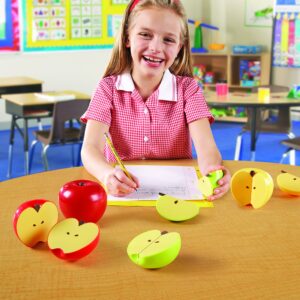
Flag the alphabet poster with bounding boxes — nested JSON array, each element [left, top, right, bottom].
[[22, 0, 129, 52], [0, 0, 19, 51]]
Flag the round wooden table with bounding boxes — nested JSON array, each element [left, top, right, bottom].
[[1, 160, 300, 300]]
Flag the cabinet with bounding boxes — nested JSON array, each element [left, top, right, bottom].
[[191, 52, 271, 90], [192, 52, 271, 122]]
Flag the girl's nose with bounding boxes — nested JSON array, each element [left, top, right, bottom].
[[149, 37, 162, 53]]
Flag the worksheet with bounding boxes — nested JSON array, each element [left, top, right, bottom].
[[108, 165, 203, 201]]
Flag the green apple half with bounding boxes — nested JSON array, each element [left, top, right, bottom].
[[156, 193, 200, 222], [48, 218, 100, 261], [127, 229, 181, 269], [198, 170, 224, 198]]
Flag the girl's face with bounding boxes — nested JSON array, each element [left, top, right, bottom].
[[127, 8, 182, 82]]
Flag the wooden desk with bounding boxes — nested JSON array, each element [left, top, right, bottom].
[[205, 91, 300, 161], [0, 77, 43, 95], [1, 91, 90, 177], [1, 160, 300, 300]]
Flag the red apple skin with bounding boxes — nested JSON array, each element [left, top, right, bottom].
[[50, 232, 100, 261], [13, 199, 49, 237], [59, 180, 107, 223]]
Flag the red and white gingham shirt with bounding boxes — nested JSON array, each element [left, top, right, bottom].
[[81, 69, 213, 162]]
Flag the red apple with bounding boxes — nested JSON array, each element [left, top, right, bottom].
[[48, 218, 100, 261], [13, 199, 58, 247], [59, 180, 107, 223]]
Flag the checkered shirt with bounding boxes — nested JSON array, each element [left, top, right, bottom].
[[81, 70, 213, 162]]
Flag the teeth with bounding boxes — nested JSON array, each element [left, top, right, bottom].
[[144, 56, 162, 63]]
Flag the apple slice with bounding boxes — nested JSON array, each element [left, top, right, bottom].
[[127, 229, 181, 269], [198, 170, 223, 198], [277, 171, 300, 196], [13, 199, 58, 247], [156, 193, 200, 221], [48, 218, 100, 261]]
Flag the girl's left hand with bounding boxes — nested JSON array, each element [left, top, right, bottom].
[[203, 165, 231, 201]]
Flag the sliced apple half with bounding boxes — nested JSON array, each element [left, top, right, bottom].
[[48, 218, 100, 261], [127, 229, 181, 269], [198, 170, 223, 198], [13, 199, 58, 247], [277, 171, 300, 196], [156, 193, 200, 221]]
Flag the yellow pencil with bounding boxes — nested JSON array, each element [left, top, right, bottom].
[[104, 132, 135, 182]]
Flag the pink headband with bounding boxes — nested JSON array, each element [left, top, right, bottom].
[[129, 0, 140, 12]]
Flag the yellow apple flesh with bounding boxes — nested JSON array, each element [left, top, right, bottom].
[[277, 172, 300, 196], [231, 168, 274, 209], [156, 193, 200, 221], [16, 202, 58, 247]]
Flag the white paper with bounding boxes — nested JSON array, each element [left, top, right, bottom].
[[108, 165, 203, 201]]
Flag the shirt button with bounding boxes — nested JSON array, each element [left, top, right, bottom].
[[144, 108, 148, 114], [144, 136, 149, 142]]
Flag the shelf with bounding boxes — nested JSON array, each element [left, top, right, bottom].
[[214, 116, 247, 123]]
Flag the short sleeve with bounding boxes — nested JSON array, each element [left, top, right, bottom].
[[183, 78, 214, 124], [81, 77, 115, 125]]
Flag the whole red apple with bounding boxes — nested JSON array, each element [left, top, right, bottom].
[[59, 180, 107, 223]]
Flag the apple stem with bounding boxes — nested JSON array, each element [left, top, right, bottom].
[[78, 182, 85, 186], [33, 204, 41, 212], [79, 220, 85, 225], [161, 231, 168, 235]]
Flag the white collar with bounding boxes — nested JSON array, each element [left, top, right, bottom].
[[115, 69, 177, 102]]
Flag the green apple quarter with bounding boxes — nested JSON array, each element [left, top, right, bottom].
[[198, 170, 224, 198], [156, 193, 200, 222], [127, 229, 181, 269]]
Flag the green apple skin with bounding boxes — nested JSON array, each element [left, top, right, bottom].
[[127, 229, 181, 269], [156, 193, 200, 222], [198, 170, 224, 198]]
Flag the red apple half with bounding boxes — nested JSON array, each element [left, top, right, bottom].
[[59, 180, 107, 223], [48, 218, 100, 261], [13, 199, 59, 247]]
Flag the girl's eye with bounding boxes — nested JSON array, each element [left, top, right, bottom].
[[139, 32, 151, 38], [164, 38, 176, 44]]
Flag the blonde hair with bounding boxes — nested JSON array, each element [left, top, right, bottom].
[[103, 0, 193, 78]]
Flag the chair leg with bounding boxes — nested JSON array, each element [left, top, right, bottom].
[[29, 140, 39, 174], [289, 149, 296, 166], [77, 143, 83, 166], [280, 148, 291, 164], [37, 118, 43, 131], [41, 145, 50, 171], [7, 144, 13, 178], [234, 134, 243, 161]]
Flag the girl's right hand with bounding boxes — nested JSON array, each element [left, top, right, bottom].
[[103, 166, 139, 197]]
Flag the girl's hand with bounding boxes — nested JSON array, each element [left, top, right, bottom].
[[103, 166, 139, 197], [203, 165, 231, 201]]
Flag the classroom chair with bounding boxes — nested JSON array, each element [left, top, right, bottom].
[[234, 85, 295, 160], [28, 99, 88, 172], [280, 136, 300, 165]]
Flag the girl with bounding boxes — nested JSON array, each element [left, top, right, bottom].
[[81, 0, 230, 199]]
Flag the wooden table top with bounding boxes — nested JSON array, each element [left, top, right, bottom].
[[1, 91, 90, 106], [0, 76, 43, 87], [1, 160, 300, 300], [204, 91, 300, 107]]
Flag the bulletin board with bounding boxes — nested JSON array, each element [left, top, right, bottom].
[[272, 0, 300, 67], [22, 0, 130, 52], [0, 0, 20, 51]]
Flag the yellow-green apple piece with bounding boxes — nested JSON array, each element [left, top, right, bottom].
[[198, 170, 223, 198], [277, 172, 300, 196], [231, 168, 274, 209], [48, 218, 100, 261], [15, 201, 58, 247], [156, 193, 200, 221], [127, 229, 181, 269]]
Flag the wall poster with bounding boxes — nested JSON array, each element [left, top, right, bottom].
[[22, 0, 129, 52]]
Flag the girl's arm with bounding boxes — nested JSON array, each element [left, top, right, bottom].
[[189, 118, 231, 200], [81, 119, 138, 196]]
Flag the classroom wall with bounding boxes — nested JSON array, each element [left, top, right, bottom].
[[1, 1, 300, 129], [0, 0, 202, 129]]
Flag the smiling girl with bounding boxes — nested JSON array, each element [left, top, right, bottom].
[[81, 0, 230, 199]]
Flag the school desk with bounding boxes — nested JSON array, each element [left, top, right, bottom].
[[0, 159, 299, 300], [204, 91, 300, 161], [1, 91, 90, 177], [0, 76, 43, 95]]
